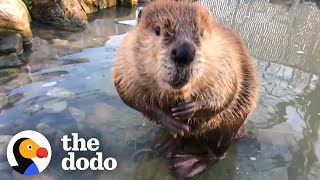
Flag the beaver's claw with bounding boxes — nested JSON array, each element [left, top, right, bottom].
[[156, 109, 190, 138], [171, 101, 200, 120]]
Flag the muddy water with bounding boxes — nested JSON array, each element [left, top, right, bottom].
[[0, 0, 320, 180]]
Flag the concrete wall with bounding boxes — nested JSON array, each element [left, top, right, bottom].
[[198, 0, 320, 74]]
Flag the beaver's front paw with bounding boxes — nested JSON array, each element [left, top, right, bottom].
[[171, 101, 200, 120], [156, 109, 190, 138]]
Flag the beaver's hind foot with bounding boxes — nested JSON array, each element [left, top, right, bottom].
[[153, 134, 183, 158], [171, 153, 220, 180]]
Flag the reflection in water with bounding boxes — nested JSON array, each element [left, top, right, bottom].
[[250, 60, 320, 180], [289, 85, 320, 180], [0, 1, 320, 180]]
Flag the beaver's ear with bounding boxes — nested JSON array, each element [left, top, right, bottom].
[[137, 9, 142, 24]]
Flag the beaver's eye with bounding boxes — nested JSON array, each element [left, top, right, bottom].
[[155, 26, 161, 36], [27, 145, 32, 150]]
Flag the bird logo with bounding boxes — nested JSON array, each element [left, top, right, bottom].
[[7, 130, 52, 176]]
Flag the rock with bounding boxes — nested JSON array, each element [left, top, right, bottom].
[[0, 0, 33, 43], [0, 93, 24, 112], [31, 0, 88, 31], [0, 93, 7, 111], [0, 104, 7, 113], [98, 0, 117, 9], [0, 135, 13, 157], [36, 123, 55, 136], [134, 158, 174, 180], [0, 53, 22, 68], [88, 102, 114, 124], [0, 68, 20, 79], [62, 58, 90, 65], [77, 0, 118, 14], [25, 104, 41, 113], [79, 0, 99, 14], [0, 33, 23, 55], [119, 0, 138, 7], [43, 100, 67, 113], [46, 87, 75, 99], [69, 107, 86, 122], [0, 68, 19, 84], [309, 161, 320, 180], [52, 39, 69, 46]]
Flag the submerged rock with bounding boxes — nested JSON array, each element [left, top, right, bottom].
[[0, 93, 6, 111], [134, 158, 174, 180], [43, 100, 67, 113], [0, 68, 19, 84], [36, 123, 55, 137], [0, 33, 23, 55], [69, 107, 86, 123], [46, 87, 75, 99], [92, 102, 114, 121], [1, 93, 25, 110], [31, 0, 88, 31], [0, 135, 13, 157], [0, 161, 10, 171], [25, 104, 42, 114], [0, 0, 33, 43], [12, 171, 54, 180], [0, 53, 22, 68]]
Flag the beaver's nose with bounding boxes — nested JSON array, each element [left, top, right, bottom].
[[171, 42, 195, 65]]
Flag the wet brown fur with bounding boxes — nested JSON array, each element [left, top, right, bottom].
[[113, 0, 259, 156]]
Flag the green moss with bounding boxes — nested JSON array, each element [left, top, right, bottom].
[[22, 0, 32, 10]]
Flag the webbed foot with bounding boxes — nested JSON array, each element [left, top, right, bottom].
[[153, 134, 182, 158], [171, 153, 219, 180]]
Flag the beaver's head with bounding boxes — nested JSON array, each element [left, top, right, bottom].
[[135, 0, 215, 91]]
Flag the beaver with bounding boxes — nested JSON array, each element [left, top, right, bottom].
[[113, 0, 259, 179]]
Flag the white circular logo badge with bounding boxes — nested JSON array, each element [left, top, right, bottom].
[[7, 130, 52, 176]]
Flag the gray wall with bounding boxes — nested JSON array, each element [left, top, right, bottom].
[[198, 0, 320, 74]]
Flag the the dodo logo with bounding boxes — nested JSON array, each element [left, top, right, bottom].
[[6, 130, 52, 176]]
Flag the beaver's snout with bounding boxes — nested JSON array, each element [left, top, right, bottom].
[[171, 42, 195, 66], [170, 66, 190, 89]]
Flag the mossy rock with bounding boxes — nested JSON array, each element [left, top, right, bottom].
[[119, 0, 138, 7], [0, 53, 22, 68]]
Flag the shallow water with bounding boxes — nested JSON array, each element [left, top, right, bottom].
[[0, 0, 320, 180]]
